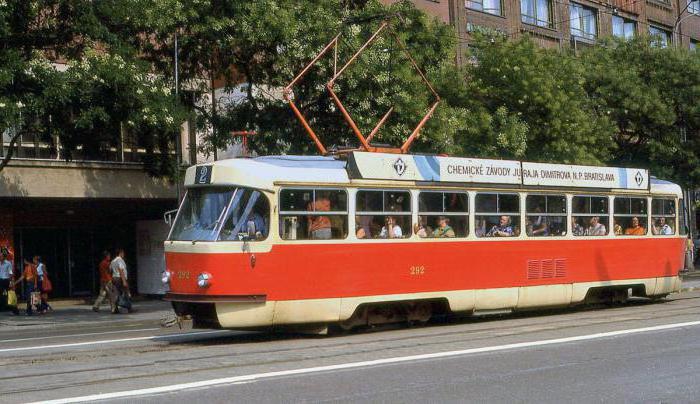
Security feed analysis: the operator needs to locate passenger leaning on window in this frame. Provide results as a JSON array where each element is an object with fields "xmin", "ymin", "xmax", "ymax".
[
  {"xmin": 432, "ymin": 216, "xmax": 455, "ymax": 238},
  {"xmin": 572, "ymin": 217, "xmax": 585, "ymax": 236},
  {"xmin": 585, "ymin": 216, "xmax": 606, "ymax": 236},
  {"xmin": 486, "ymin": 216, "xmax": 513, "ymax": 237},
  {"xmin": 379, "ymin": 216, "xmax": 403, "ymax": 239},
  {"xmin": 653, "ymin": 217, "xmax": 673, "ymax": 235},
  {"xmin": 307, "ymin": 191, "xmax": 332, "ymax": 240},
  {"xmin": 624, "ymin": 216, "xmax": 645, "ymax": 235}
]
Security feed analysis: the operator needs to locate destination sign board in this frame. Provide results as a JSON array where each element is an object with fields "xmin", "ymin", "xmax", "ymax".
[{"xmin": 347, "ymin": 152, "xmax": 649, "ymax": 190}]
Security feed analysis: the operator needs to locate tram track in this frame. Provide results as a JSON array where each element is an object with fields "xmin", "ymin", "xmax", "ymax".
[{"xmin": 3, "ymin": 293, "xmax": 700, "ymax": 398}]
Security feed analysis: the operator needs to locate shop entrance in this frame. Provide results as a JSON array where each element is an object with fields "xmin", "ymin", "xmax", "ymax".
[{"xmin": 15, "ymin": 226, "xmax": 137, "ymax": 298}]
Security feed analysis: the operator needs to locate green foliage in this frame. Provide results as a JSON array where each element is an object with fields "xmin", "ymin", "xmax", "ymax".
[
  {"xmin": 580, "ymin": 37, "xmax": 700, "ymax": 187},
  {"xmin": 2, "ymin": 0, "xmax": 699, "ymax": 187},
  {"xmin": 0, "ymin": 0, "xmax": 184, "ymax": 176}
]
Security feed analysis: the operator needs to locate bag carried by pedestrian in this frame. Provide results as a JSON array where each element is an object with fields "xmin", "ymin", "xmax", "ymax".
[
  {"xmin": 41, "ymin": 276, "xmax": 53, "ymax": 293},
  {"xmin": 7, "ymin": 290, "xmax": 17, "ymax": 307},
  {"xmin": 30, "ymin": 291, "xmax": 41, "ymax": 307},
  {"xmin": 117, "ymin": 292, "xmax": 132, "ymax": 310}
]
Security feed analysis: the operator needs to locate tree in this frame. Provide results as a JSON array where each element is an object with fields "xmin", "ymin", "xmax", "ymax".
[
  {"xmin": 120, "ymin": 0, "xmax": 461, "ymax": 156},
  {"xmin": 0, "ymin": 0, "xmax": 184, "ymax": 175},
  {"xmin": 580, "ymin": 37, "xmax": 700, "ymax": 188},
  {"xmin": 450, "ymin": 34, "xmax": 617, "ymax": 164}
]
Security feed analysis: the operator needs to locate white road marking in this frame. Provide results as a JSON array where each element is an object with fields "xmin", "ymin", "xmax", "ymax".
[
  {"xmin": 33, "ymin": 320, "xmax": 700, "ymax": 404},
  {"xmin": 0, "ymin": 330, "xmax": 232, "ymax": 353},
  {"xmin": 0, "ymin": 328, "xmax": 160, "ymax": 344}
]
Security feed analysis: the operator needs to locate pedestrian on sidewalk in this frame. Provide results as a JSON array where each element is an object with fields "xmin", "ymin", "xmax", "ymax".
[
  {"xmin": 35, "ymin": 256, "xmax": 53, "ymax": 314},
  {"xmin": 1, "ymin": 252, "xmax": 14, "ymax": 312},
  {"xmin": 109, "ymin": 249, "xmax": 132, "ymax": 314},
  {"xmin": 14, "ymin": 258, "xmax": 38, "ymax": 315},
  {"xmin": 92, "ymin": 251, "xmax": 114, "ymax": 312}
]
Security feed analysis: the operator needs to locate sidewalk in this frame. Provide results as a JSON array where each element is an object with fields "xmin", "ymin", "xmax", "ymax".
[
  {"xmin": 681, "ymin": 270, "xmax": 700, "ymax": 292},
  {"xmin": 0, "ymin": 298, "xmax": 173, "ymax": 331}
]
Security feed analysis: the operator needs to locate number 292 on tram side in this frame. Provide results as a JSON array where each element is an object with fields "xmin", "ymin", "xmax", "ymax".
[{"xmin": 162, "ymin": 152, "xmax": 685, "ymax": 332}]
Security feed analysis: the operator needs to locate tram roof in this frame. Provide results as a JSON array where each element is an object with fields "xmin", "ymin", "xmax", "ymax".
[{"xmin": 184, "ymin": 153, "xmax": 682, "ymax": 196}]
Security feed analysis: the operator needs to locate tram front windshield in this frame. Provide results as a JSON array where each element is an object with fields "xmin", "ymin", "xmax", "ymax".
[{"xmin": 169, "ymin": 187, "xmax": 269, "ymax": 241}]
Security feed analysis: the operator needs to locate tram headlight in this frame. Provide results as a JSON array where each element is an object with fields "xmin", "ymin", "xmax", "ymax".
[
  {"xmin": 197, "ymin": 272, "xmax": 212, "ymax": 288},
  {"xmin": 161, "ymin": 270, "xmax": 171, "ymax": 285}
]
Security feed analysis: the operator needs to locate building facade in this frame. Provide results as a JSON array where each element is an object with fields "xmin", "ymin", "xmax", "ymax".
[
  {"xmin": 0, "ymin": 132, "xmax": 180, "ymax": 297},
  {"xmin": 386, "ymin": 0, "xmax": 699, "ymax": 60}
]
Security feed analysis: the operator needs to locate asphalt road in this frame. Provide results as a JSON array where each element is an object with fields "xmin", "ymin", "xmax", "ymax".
[{"xmin": 2, "ymin": 291, "xmax": 700, "ymax": 403}]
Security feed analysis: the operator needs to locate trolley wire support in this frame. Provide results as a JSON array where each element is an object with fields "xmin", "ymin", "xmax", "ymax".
[{"xmin": 284, "ymin": 19, "xmax": 441, "ymax": 156}]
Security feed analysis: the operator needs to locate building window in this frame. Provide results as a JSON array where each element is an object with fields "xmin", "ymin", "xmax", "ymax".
[
  {"xmin": 521, "ymin": 0, "xmax": 552, "ymax": 27},
  {"xmin": 475, "ymin": 193, "xmax": 520, "ymax": 238},
  {"xmin": 417, "ymin": 191, "xmax": 469, "ymax": 238},
  {"xmin": 613, "ymin": 197, "xmax": 648, "ymax": 236},
  {"xmin": 356, "ymin": 190, "xmax": 411, "ymax": 239},
  {"xmin": 612, "ymin": 15, "xmax": 636, "ymax": 39},
  {"xmin": 572, "ymin": 196, "xmax": 609, "ymax": 236},
  {"xmin": 649, "ymin": 25, "xmax": 671, "ymax": 47},
  {"xmin": 690, "ymin": 0, "xmax": 700, "ymax": 15},
  {"xmin": 652, "ymin": 198, "xmax": 676, "ymax": 235},
  {"xmin": 525, "ymin": 195, "xmax": 567, "ymax": 237},
  {"xmin": 466, "ymin": 0, "xmax": 503, "ymax": 16},
  {"xmin": 570, "ymin": 3, "xmax": 597, "ymax": 40},
  {"xmin": 279, "ymin": 189, "xmax": 348, "ymax": 240}
]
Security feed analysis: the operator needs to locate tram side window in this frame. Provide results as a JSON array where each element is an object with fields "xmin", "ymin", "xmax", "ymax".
[
  {"xmin": 572, "ymin": 196, "xmax": 609, "ymax": 236},
  {"xmin": 475, "ymin": 193, "xmax": 520, "ymax": 238},
  {"xmin": 652, "ymin": 198, "xmax": 676, "ymax": 235},
  {"xmin": 356, "ymin": 190, "xmax": 411, "ymax": 239},
  {"xmin": 417, "ymin": 192, "xmax": 469, "ymax": 238},
  {"xmin": 525, "ymin": 195, "xmax": 566, "ymax": 237},
  {"xmin": 613, "ymin": 197, "xmax": 648, "ymax": 236},
  {"xmin": 279, "ymin": 189, "xmax": 348, "ymax": 240},
  {"xmin": 219, "ymin": 189, "xmax": 270, "ymax": 241}
]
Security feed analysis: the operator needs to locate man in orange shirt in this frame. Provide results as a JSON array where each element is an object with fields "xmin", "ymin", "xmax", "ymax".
[
  {"xmin": 307, "ymin": 192, "xmax": 332, "ymax": 240},
  {"xmin": 92, "ymin": 251, "xmax": 113, "ymax": 312},
  {"xmin": 13, "ymin": 258, "xmax": 37, "ymax": 315},
  {"xmin": 624, "ymin": 216, "xmax": 646, "ymax": 236}
]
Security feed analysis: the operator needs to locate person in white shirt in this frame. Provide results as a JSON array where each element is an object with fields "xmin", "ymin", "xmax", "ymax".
[
  {"xmin": 653, "ymin": 217, "xmax": 673, "ymax": 235},
  {"xmin": 109, "ymin": 249, "xmax": 131, "ymax": 314},
  {"xmin": 0, "ymin": 252, "xmax": 14, "ymax": 312},
  {"xmin": 585, "ymin": 216, "xmax": 607, "ymax": 236},
  {"xmin": 379, "ymin": 216, "xmax": 403, "ymax": 239}
]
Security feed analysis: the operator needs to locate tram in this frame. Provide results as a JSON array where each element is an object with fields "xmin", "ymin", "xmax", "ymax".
[{"xmin": 162, "ymin": 152, "xmax": 686, "ymax": 331}]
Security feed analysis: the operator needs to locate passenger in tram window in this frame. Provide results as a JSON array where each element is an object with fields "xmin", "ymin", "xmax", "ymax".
[
  {"xmin": 379, "ymin": 216, "xmax": 403, "ymax": 239},
  {"xmin": 475, "ymin": 218, "xmax": 487, "ymax": 237},
  {"xmin": 585, "ymin": 216, "xmax": 607, "ymax": 236},
  {"xmin": 356, "ymin": 225, "xmax": 367, "ymax": 239},
  {"xmin": 652, "ymin": 217, "xmax": 673, "ymax": 235},
  {"xmin": 624, "ymin": 216, "xmax": 645, "ymax": 235},
  {"xmin": 486, "ymin": 215, "xmax": 514, "ymax": 237},
  {"xmin": 613, "ymin": 219, "xmax": 623, "ymax": 236},
  {"xmin": 572, "ymin": 217, "xmax": 585, "ymax": 236},
  {"xmin": 246, "ymin": 210, "xmax": 267, "ymax": 240},
  {"xmin": 432, "ymin": 216, "xmax": 455, "ymax": 238},
  {"xmin": 307, "ymin": 191, "xmax": 331, "ymax": 240},
  {"xmin": 358, "ymin": 215, "xmax": 373, "ymax": 239},
  {"xmin": 414, "ymin": 218, "xmax": 429, "ymax": 238}
]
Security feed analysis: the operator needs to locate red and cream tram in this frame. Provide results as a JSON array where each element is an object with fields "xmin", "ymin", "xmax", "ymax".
[{"xmin": 162, "ymin": 152, "xmax": 685, "ymax": 331}]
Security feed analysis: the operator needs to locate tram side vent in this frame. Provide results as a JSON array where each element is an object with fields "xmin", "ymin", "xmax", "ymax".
[
  {"xmin": 527, "ymin": 260, "xmax": 541, "ymax": 279},
  {"xmin": 555, "ymin": 259, "xmax": 567, "ymax": 278},
  {"xmin": 527, "ymin": 259, "xmax": 567, "ymax": 279},
  {"xmin": 541, "ymin": 260, "xmax": 555, "ymax": 278}
]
